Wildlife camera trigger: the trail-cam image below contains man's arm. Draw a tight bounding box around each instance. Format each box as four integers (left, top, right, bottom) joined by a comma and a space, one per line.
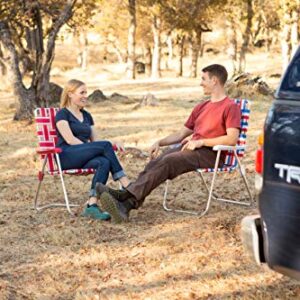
149, 126, 193, 159
181, 128, 239, 151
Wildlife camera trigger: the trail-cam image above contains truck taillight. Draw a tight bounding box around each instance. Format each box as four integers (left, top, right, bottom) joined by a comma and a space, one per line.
255, 132, 264, 192
255, 132, 264, 174
256, 148, 263, 174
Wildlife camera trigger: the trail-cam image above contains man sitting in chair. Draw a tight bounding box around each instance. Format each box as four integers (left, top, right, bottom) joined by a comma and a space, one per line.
97, 64, 241, 223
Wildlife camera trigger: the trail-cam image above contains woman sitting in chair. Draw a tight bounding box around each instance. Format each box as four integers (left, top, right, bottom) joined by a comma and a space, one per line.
55, 79, 130, 220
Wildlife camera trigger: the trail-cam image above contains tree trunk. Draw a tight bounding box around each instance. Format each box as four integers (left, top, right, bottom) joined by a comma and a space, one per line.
76, 32, 89, 70
144, 44, 152, 76
266, 27, 272, 53
226, 19, 238, 75
261, 7, 272, 53
12, 27, 34, 75
0, 22, 35, 120
111, 40, 125, 64
176, 34, 185, 77
281, 1, 292, 70
238, 0, 253, 73
33, 0, 75, 107
251, 12, 262, 46
290, 2, 299, 58
81, 33, 88, 70
126, 0, 136, 79
0, 43, 7, 76
165, 31, 173, 70
151, 16, 161, 79
190, 30, 202, 78
200, 42, 205, 57
13, 88, 36, 121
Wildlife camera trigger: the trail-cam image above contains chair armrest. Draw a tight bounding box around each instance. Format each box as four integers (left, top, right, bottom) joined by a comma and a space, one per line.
213, 145, 246, 151
36, 147, 62, 154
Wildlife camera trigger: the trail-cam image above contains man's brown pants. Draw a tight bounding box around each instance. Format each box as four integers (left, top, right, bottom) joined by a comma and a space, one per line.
126, 146, 224, 208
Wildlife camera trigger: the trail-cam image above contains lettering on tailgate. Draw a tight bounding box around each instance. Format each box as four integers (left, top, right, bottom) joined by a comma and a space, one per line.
274, 163, 300, 184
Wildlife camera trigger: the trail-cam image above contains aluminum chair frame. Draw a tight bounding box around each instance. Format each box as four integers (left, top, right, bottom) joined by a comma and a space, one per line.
162, 99, 253, 217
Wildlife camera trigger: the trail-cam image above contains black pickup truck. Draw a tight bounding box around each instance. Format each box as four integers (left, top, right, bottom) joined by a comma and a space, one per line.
242, 47, 300, 280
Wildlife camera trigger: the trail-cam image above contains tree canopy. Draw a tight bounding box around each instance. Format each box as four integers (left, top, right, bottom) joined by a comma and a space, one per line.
0, 0, 299, 119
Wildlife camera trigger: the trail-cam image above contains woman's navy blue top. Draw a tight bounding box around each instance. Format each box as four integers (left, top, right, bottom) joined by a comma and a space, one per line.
55, 108, 94, 148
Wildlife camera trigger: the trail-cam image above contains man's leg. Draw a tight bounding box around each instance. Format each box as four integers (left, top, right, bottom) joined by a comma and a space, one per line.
96, 146, 181, 202
127, 146, 220, 207
97, 146, 222, 222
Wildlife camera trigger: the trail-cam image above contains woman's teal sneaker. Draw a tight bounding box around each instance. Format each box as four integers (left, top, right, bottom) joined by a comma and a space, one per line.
81, 204, 111, 221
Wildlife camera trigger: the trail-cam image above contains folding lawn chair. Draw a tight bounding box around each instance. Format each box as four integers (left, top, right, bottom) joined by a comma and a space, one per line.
34, 107, 96, 215
163, 98, 253, 217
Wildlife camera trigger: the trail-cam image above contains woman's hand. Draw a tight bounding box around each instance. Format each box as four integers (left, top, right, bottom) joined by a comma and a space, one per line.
112, 141, 125, 152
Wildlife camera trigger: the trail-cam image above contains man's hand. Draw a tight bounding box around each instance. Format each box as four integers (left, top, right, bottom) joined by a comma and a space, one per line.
181, 135, 192, 145
149, 141, 160, 159
181, 139, 204, 151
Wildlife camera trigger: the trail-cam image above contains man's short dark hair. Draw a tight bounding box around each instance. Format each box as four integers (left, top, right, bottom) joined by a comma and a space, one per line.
202, 64, 228, 85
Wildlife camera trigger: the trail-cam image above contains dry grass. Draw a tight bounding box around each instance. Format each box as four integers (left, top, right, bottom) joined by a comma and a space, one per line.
0, 49, 299, 299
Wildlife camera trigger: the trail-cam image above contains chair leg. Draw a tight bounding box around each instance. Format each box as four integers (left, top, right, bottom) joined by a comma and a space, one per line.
162, 150, 253, 216
235, 151, 253, 203
198, 149, 222, 217
198, 172, 210, 194
162, 180, 172, 212
215, 151, 253, 206
162, 150, 222, 216
163, 179, 201, 215
236, 153, 253, 203
198, 172, 218, 200
34, 155, 79, 215
34, 156, 48, 211
55, 154, 76, 215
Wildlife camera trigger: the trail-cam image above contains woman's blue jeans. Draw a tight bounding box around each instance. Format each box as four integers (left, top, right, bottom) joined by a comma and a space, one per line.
58, 141, 126, 197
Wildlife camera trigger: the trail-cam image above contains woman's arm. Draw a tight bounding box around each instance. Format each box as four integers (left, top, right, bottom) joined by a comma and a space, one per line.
90, 126, 125, 150
90, 126, 97, 142
56, 120, 84, 145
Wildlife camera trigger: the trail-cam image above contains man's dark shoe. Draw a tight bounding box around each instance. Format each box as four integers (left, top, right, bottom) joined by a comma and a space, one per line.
96, 182, 132, 202
99, 192, 133, 223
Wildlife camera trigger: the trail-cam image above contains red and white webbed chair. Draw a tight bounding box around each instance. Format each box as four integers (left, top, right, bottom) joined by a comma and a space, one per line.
163, 99, 253, 217
34, 107, 119, 215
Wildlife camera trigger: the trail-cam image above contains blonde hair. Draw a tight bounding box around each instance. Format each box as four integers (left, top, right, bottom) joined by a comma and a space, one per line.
60, 79, 85, 108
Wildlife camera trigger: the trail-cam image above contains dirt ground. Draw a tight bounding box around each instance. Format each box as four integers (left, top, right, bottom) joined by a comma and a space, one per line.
0, 49, 299, 299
